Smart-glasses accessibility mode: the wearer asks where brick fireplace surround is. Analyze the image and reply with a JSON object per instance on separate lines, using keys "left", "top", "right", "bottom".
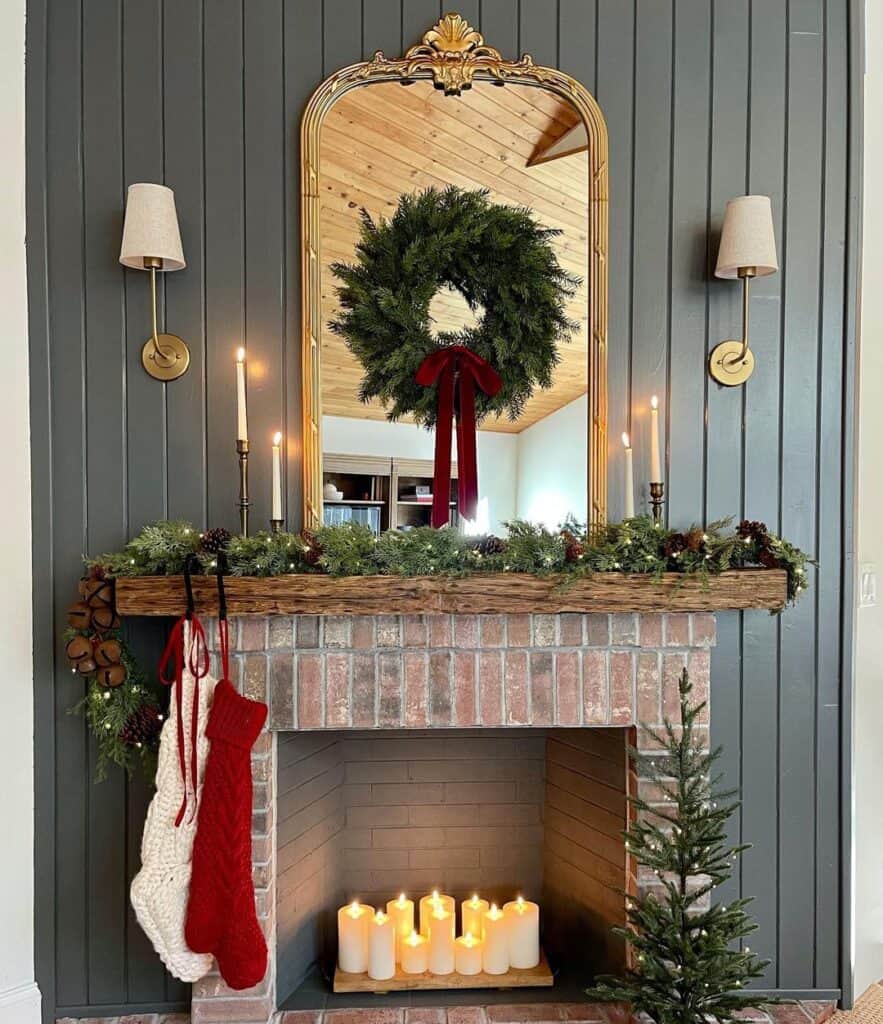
{"left": 57, "top": 612, "right": 834, "bottom": 1024}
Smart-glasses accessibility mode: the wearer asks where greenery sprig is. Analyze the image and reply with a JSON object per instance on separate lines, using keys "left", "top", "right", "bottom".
{"left": 89, "top": 515, "right": 811, "bottom": 607}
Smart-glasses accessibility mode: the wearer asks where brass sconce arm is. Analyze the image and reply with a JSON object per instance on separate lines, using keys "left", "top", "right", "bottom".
{"left": 140, "top": 255, "right": 190, "bottom": 381}
{"left": 708, "top": 266, "right": 757, "bottom": 387}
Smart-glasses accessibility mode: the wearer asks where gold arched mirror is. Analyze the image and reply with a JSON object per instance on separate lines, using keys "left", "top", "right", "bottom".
{"left": 301, "top": 14, "right": 608, "bottom": 534}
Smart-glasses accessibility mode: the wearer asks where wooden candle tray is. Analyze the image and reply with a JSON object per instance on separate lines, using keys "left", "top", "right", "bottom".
{"left": 333, "top": 949, "right": 553, "bottom": 993}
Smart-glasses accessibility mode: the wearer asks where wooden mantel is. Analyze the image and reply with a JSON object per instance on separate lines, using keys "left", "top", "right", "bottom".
{"left": 114, "top": 569, "right": 788, "bottom": 617}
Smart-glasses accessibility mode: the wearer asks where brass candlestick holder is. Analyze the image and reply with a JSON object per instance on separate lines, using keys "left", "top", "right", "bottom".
{"left": 237, "top": 439, "right": 250, "bottom": 536}
{"left": 270, "top": 519, "right": 283, "bottom": 533}
{"left": 649, "top": 481, "right": 665, "bottom": 524}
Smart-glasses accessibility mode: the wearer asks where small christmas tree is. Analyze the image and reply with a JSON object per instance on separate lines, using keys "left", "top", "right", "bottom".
{"left": 589, "top": 668, "right": 770, "bottom": 1024}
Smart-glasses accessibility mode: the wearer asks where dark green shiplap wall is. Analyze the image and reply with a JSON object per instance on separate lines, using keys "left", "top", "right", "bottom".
{"left": 26, "top": 0, "right": 859, "bottom": 1019}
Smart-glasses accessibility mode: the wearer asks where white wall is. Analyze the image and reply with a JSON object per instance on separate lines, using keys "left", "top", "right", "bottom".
{"left": 515, "top": 394, "right": 588, "bottom": 529}
{"left": 0, "top": 2, "right": 39, "bottom": 1023}
{"left": 853, "top": 0, "right": 883, "bottom": 1000}
{"left": 323, "top": 415, "right": 518, "bottom": 533}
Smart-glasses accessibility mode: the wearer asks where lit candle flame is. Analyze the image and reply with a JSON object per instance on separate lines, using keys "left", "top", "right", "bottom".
{"left": 273, "top": 431, "right": 282, "bottom": 446}
{"left": 398, "top": 892, "right": 407, "bottom": 905}
{"left": 374, "top": 910, "right": 387, "bottom": 925}
{"left": 348, "top": 900, "right": 360, "bottom": 917}
{"left": 651, "top": 395, "right": 659, "bottom": 410}
{"left": 407, "top": 931, "right": 422, "bottom": 946}
{"left": 462, "top": 933, "right": 477, "bottom": 947}
{"left": 489, "top": 902, "right": 500, "bottom": 918}
{"left": 622, "top": 432, "right": 631, "bottom": 449}
{"left": 236, "top": 346, "right": 246, "bottom": 363}
{"left": 470, "top": 894, "right": 480, "bottom": 906}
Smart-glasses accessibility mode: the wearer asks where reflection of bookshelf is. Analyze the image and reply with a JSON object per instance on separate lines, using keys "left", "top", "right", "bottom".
{"left": 391, "top": 458, "right": 458, "bottom": 530}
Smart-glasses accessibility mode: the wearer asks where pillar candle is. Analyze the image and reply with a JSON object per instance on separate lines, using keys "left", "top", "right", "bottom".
{"left": 482, "top": 903, "right": 509, "bottom": 975}
{"left": 454, "top": 932, "right": 483, "bottom": 975}
{"left": 271, "top": 431, "right": 283, "bottom": 520}
{"left": 387, "top": 893, "right": 415, "bottom": 962}
{"left": 461, "top": 894, "right": 489, "bottom": 940}
{"left": 650, "top": 395, "right": 662, "bottom": 482}
{"left": 419, "top": 890, "right": 455, "bottom": 937}
{"left": 337, "top": 900, "right": 374, "bottom": 973}
{"left": 427, "top": 907, "right": 455, "bottom": 975}
{"left": 622, "top": 433, "right": 635, "bottom": 519}
{"left": 400, "top": 931, "right": 428, "bottom": 974}
{"left": 368, "top": 909, "right": 396, "bottom": 981}
{"left": 235, "top": 348, "right": 248, "bottom": 442}
{"left": 504, "top": 896, "right": 540, "bottom": 968}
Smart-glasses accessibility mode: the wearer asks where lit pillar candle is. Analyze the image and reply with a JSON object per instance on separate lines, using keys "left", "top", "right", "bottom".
{"left": 650, "top": 395, "right": 662, "bottom": 482}
{"left": 400, "top": 930, "right": 428, "bottom": 974}
{"left": 504, "top": 896, "right": 540, "bottom": 968}
{"left": 419, "top": 890, "right": 455, "bottom": 937}
{"left": 482, "top": 903, "right": 509, "bottom": 975}
{"left": 622, "top": 433, "right": 635, "bottom": 519}
{"left": 337, "top": 900, "right": 374, "bottom": 973}
{"left": 235, "top": 348, "right": 248, "bottom": 442}
{"left": 368, "top": 909, "right": 396, "bottom": 981}
{"left": 387, "top": 893, "right": 415, "bottom": 962}
{"left": 454, "top": 932, "right": 483, "bottom": 975}
{"left": 427, "top": 907, "right": 455, "bottom": 975}
{"left": 461, "top": 894, "right": 489, "bottom": 940}
{"left": 271, "top": 431, "right": 283, "bottom": 520}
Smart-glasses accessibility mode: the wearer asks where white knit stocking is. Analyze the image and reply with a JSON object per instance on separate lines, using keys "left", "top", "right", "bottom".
{"left": 130, "top": 623, "right": 216, "bottom": 982}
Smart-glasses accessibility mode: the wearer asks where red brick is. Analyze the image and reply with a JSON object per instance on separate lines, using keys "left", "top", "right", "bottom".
{"left": 325, "top": 1012, "right": 403, "bottom": 1024}
{"left": 193, "top": 968, "right": 270, "bottom": 998}
{"left": 609, "top": 651, "right": 635, "bottom": 724}
{"left": 582, "top": 649, "right": 608, "bottom": 723}
{"left": 690, "top": 612, "right": 716, "bottom": 646}
{"left": 505, "top": 650, "right": 529, "bottom": 724}
{"left": 530, "top": 651, "right": 554, "bottom": 725}
{"left": 479, "top": 650, "right": 504, "bottom": 725}
{"left": 406, "top": 1010, "right": 446, "bottom": 1024}
{"left": 765, "top": 1008, "right": 817, "bottom": 1024}
{"left": 663, "top": 652, "right": 688, "bottom": 721}
{"left": 239, "top": 618, "right": 267, "bottom": 651}
{"left": 295, "top": 615, "right": 320, "bottom": 648}
{"left": 559, "top": 1005, "right": 611, "bottom": 1022}
{"left": 402, "top": 614, "right": 427, "bottom": 647}
{"left": 447, "top": 1010, "right": 486, "bottom": 1024}
{"left": 268, "top": 652, "right": 294, "bottom": 729}
{"left": 376, "top": 615, "right": 402, "bottom": 646}
{"left": 278, "top": 1013, "right": 324, "bottom": 1024}
{"left": 610, "top": 613, "right": 638, "bottom": 645}
{"left": 324, "top": 615, "right": 352, "bottom": 648}
{"left": 157, "top": 1016, "right": 190, "bottom": 1024}
{"left": 118, "top": 1015, "right": 163, "bottom": 1024}
{"left": 428, "top": 614, "right": 452, "bottom": 647}
{"left": 639, "top": 613, "right": 663, "bottom": 648}
{"left": 688, "top": 648, "right": 711, "bottom": 721}
{"left": 191, "top": 995, "right": 274, "bottom": 1023}
{"left": 486, "top": 1006, "right": 560, "bottom": 1023}
{"left": 586, "top": 613, "right": 610, "bottom": 646}
{"left": 325, "top": 652, "right": 350, "bottom": 728}
{"left": 664, "top": 613, "right": 690, "bottom": 647}
{"left": 352, "top": 653, "right": 377, "bottom": 727}
{"left": 637, "top": 652, "right": 661, "bottom": 724}
{"left": 243, "top": 654, "right": 268, "bottom": 704}
{"left": 403, "top": 651, "right": 429, "bottom": 726}
{"left": 479, "top": 614, "right": 506, "bottom": 647}
{"left": 555, "top": 651, "right": 581, "bottom": 725}
{"left": 453, "top": 613, "right": 479, "bottom": 648}
{"left": 453, "top": 651, "right": 477, "bottom": 725}
{"left": 379, "top": 651, "right": 403, "bottom": 726}
{"left": 507, "top": 614, "right": 531, "bottom": 647}
{"left": 352, "top": 615, "right": 376, "bottom": 648}
{"left": 430, "top": 651, "right": 452, "bottom": 725}
{"left": 558, "top": 613, "right": 584, "bottom": 646}
{"left": 798, "top": 1002, "right": 836, "bottom": 1024}
{"left": 296, "top": 653, "right": 322, "bottom": 728}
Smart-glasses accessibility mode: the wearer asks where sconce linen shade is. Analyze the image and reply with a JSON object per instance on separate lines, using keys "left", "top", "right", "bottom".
{"left": 119, "top": 183, "right": 185, "bottom": 271}
{"left": 714, "top": 195, "right": 778, "bottom": 279}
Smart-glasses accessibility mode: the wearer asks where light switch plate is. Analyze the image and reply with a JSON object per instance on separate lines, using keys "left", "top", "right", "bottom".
{"left": 860, "top": 562, "right": 877, "bottom": 608}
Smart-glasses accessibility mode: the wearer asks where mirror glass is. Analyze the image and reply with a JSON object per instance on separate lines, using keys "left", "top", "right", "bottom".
{"left": 318, "top": 78, "right": 588, "bottom": 535}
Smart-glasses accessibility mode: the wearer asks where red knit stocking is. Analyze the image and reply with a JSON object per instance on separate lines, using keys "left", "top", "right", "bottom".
{"left": 185, "top": 680, "right": 268, "bottom": 990}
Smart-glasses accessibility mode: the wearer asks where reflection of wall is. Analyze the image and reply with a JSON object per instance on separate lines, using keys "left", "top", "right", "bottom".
{"left": 323, "top": 415, "right": 518, "bottom": 534}
{"left": 515, "top": 395, "right": 588, "bottom": 529}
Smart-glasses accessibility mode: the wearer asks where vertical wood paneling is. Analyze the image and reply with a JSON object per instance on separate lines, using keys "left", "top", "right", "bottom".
{"left": 27, "top": 0, "right": 857, "bottom": 1015}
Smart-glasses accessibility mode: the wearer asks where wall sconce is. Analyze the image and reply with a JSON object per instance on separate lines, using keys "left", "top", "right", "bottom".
{"left": 709, "top": 195, "right": 779, "bottom": 387}
{"left": 119, "top": 183, "right": 189, "bottom": 382}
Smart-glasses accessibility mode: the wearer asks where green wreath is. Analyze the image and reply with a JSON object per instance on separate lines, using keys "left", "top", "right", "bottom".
{"left": 329, "top": 185, "right": 580, "bottom": 427}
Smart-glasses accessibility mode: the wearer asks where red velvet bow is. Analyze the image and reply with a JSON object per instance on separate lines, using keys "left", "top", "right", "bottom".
{"left": 415, "top": 345, "right": 502, "bottom": 527}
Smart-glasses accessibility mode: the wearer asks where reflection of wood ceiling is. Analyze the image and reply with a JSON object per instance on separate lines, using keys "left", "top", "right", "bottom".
{"left": 319, "top": 79, "right": 588, "bottom": 434}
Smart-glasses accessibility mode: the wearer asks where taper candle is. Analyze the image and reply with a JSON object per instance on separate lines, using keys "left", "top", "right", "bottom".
{"left": 271, "top": 431, "right": 283, "bottom": 521}
{"left": 622, "top": 433, "right": 635, "bottom": 518}
{"left": 236, "top": 348, "right": 248, "bottom": 442}
{"left": 368, "top": 910, "right": 396, "bottom": 981}
{"left": 387, "top": 893, "right": 415, "bottom": 962}
{"left": 400, "top": 931, "right": 428, "bottom": 974}
{"left": 427, "top": 907, "right": 455, "bottom": 975}
{"left": 461, "top": 894, "right": 489, "bottom": 941}
{"left": 482, "top": 903, "right": 509, "bottom": 975}
{"left": 503, "top": 896, "right": 540, "bottom": 968}
{"left": 337, "top": 900, "right": 374, "bottom": 973}
{"left": 419, "top": 890, "right": 455, "bottom": 937}
{"left": 650, "top": 395, "right": 662, "bottom": 482}
{"left": 454, "top": 932, "right": 483, "bottom": 975}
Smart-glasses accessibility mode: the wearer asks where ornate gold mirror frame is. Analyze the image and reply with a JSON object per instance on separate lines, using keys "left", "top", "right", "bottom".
{"left": 300, "top": 13, "right": 609, "bottom": 529}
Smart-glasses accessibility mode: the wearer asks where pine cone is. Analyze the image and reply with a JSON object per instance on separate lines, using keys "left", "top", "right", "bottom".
{"left": 757, "top": 547, "right": 780, "bottom": 569}
{"left": 561, "top": 530, "right": 584, "bottom": 563}
{"left": 685, "top": 527, "right": 705, "bottom": 553}
{"left": 472, "top": 535, "right": 506, "bottom": 557}
{"left": 200, "top": 526, "right": 232, "bottom": 555}
{"left": 119, "top": 704, "right": 163, "bottom": 747}
{"left": 664, "top": 533, "right": 688, "bottom": 558}
{"left": 301, "top": 530, "right": 323, "bottom": 567}
{"left": 737, "top": 519, "right": 768, "bottom": 541}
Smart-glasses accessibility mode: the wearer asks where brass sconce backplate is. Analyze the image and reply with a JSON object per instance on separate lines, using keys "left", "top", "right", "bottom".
{"left": 708, "top": 340, "right": 755, "bottom": 386}
{"left": 141, "top": 333, "right": 190, "bottom": 382}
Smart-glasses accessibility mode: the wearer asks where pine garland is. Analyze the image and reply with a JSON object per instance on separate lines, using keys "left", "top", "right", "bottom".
{"left": 329, "top": 186, "right": 580, "bottom": 426}
{"left": 587, "top": 669, "right": 774, "bottom": 1023}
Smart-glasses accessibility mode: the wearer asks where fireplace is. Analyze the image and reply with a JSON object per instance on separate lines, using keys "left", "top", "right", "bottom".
{"left": 191, "top": 611, "right": 713, "bottom": 1024}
